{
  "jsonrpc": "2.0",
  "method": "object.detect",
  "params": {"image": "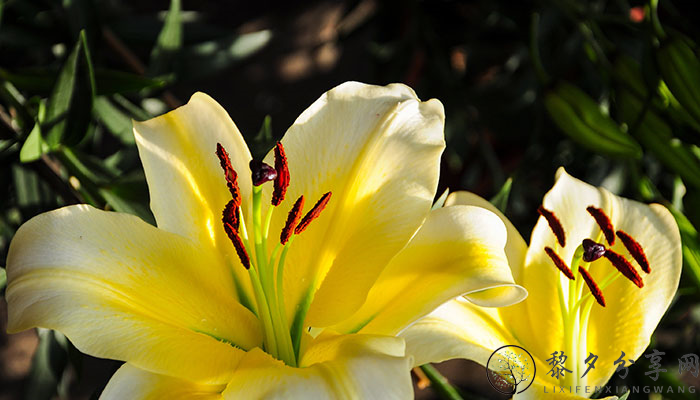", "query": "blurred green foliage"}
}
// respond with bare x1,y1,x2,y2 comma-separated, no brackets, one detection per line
1,0,700,399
